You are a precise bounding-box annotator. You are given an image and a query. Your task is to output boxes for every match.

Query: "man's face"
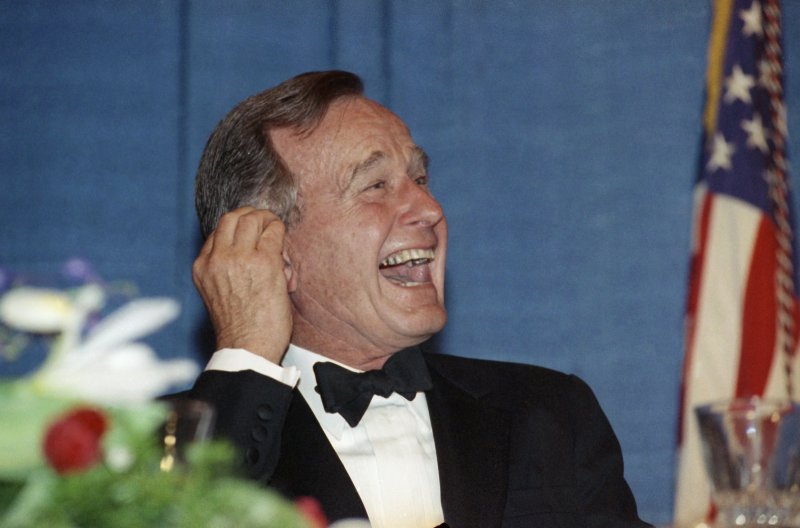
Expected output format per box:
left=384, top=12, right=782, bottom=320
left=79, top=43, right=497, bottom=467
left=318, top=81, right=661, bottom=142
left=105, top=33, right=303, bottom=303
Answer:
left=272, top=96, right=447, bottom=366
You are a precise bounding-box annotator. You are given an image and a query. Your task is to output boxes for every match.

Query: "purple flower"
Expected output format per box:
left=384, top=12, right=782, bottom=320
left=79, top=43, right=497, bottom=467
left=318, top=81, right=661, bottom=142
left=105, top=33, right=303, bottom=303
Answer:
left=62, top=258, right=100, bottom=284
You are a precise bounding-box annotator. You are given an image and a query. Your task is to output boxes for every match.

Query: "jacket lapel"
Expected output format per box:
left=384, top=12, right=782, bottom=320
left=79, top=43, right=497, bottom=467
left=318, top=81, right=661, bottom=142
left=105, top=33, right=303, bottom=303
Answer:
left=425, top=358, right=511, bottom=528
left=270, top=389, right=368, bottom=522
left=269, top=358, right=511, bottom=526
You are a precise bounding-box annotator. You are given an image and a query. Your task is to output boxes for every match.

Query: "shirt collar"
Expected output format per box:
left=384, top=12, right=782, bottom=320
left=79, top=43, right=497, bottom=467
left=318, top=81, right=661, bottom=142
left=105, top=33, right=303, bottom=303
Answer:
left=281, top=344, right=432, bottom=439
left=282, top=344, right=358, bottom=439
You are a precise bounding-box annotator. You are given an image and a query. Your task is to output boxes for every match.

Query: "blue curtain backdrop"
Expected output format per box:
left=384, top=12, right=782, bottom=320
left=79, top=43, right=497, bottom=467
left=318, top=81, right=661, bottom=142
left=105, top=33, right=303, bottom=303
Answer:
left=3, top=1, right=800, bottom=523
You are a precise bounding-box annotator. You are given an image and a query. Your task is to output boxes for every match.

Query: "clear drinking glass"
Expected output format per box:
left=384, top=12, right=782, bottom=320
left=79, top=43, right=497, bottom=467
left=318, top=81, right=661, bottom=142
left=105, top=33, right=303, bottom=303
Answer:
left=158, top=398, right=216, bottom=472
left=696, top=398, right=800, bottom=527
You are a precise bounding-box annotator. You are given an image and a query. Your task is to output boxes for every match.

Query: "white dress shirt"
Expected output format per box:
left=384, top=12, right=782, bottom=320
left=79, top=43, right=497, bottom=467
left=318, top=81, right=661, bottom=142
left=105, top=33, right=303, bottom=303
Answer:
left=206, top=345, right=445, bottom=528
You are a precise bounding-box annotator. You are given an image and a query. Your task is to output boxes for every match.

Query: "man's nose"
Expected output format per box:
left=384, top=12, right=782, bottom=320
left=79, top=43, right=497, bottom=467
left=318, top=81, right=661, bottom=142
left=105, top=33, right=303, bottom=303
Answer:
left=398, top=180, right=444, bottom=227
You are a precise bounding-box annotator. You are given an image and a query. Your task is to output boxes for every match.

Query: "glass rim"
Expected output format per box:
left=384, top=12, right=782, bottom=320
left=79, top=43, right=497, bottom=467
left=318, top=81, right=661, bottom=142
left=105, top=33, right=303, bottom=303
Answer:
left=695, top=396, right=797, bottom=417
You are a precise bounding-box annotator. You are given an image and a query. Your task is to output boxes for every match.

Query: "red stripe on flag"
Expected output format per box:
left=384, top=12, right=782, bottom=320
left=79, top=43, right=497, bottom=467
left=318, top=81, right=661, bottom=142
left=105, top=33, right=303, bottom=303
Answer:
left=736, top=216, right=778, bottom=397
left=677, top=190, right=714, bottom=446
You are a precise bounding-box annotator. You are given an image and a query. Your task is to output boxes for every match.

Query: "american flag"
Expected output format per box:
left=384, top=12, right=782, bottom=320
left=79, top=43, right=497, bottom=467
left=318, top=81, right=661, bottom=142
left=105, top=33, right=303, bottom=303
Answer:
left=674, top=0, right=798, bottom=525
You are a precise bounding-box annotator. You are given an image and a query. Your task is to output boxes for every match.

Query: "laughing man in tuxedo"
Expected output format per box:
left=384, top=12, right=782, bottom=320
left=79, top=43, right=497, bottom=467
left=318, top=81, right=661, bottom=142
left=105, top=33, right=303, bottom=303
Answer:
left=185, top=70, right=650, bottom=528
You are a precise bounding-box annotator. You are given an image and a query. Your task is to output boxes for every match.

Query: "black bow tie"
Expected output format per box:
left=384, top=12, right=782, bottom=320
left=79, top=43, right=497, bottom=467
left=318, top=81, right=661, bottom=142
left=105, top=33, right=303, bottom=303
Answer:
left=313, top=347, right=433, bottom=427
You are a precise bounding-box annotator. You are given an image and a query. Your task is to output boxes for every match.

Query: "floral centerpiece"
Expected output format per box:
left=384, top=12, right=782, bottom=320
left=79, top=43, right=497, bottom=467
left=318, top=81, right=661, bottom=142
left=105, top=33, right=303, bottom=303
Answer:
left=0, top=260, right=323, bottom=528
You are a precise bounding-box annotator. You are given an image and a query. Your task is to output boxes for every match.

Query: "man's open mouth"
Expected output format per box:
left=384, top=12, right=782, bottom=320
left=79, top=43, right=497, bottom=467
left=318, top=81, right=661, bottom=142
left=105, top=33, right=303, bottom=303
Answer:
left=378, top=248, right=435, bottom=286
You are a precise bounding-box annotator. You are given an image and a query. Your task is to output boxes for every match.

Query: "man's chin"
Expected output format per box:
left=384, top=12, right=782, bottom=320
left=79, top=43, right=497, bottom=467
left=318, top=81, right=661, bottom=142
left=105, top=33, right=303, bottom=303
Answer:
left=389, top=308, right=447, bottom=345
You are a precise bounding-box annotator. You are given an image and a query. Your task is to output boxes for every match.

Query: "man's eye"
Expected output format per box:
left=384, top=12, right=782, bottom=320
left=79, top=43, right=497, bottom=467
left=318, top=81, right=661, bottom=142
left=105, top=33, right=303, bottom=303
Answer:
left=414, top=175, right=429, bottom=186
left=364, top=181, right=385, bottom=191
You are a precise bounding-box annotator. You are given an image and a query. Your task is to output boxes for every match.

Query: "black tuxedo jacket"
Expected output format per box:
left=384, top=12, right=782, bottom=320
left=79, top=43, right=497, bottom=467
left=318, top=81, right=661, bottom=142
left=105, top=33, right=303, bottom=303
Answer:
left=184, top=352, right=650, bottom=527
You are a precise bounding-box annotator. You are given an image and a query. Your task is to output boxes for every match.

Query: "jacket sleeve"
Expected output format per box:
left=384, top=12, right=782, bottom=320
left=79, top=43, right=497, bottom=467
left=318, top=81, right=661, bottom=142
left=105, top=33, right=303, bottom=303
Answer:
left=566, top=375, right=652, bottom=528
left=184, top=369, right=295, bottom=483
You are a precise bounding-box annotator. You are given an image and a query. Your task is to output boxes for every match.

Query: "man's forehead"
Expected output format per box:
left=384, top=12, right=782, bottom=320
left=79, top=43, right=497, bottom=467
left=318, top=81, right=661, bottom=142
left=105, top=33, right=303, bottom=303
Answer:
left=270, top=97, right=413, bottom=174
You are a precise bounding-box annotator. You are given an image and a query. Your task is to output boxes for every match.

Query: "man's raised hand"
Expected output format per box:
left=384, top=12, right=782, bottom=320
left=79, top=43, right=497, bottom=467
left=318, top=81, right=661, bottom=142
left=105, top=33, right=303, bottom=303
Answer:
left=192, top=207, right=293, bottom=364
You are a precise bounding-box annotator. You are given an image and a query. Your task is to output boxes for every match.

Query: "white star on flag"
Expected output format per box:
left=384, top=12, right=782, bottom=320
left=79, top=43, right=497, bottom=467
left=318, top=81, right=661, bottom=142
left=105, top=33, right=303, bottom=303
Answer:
left=740, top=0, right=762, bottom=37
left=724, top=64, right=755, bottom=104
left=741, top=113, right=769, bottom=154
left=758, top=58, right=773, bottom=88
left=707, top=132, right=736, bottom=172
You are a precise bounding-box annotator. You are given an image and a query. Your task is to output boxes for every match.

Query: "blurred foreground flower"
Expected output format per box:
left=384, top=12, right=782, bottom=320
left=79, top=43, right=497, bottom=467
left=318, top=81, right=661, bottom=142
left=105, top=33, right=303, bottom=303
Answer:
left=42, top=407, right=108, bottom=475
left=0, top=262, right=314, bottom=527
left=0, top=278, right=197, bottom=403
left=0, top=263, right=199, bottom=477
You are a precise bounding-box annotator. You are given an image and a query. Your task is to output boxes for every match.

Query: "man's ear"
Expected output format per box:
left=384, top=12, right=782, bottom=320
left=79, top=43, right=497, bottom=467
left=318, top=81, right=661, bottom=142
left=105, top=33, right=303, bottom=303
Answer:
left=283, top=248, right=297, bottom=293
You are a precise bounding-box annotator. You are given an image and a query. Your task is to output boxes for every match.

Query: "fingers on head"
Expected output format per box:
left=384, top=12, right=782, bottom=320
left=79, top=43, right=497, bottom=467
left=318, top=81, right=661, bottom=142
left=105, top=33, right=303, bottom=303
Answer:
left=212, top=207, right=280, bottom=248
left=256, top=217, right=286, bottom=250
left=214, top=207, right=251, bottom=246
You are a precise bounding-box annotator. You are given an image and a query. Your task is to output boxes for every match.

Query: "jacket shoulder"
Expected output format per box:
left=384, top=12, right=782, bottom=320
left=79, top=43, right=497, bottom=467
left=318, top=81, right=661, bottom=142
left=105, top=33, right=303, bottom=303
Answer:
left=423, top=352, right=590, bottom=410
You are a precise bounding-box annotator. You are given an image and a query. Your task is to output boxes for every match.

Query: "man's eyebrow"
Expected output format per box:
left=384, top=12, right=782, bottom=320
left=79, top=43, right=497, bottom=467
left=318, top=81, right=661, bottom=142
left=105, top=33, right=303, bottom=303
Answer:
left=408, top=146, right=429, bottom=174
left=345, top=151, right=388, bottom=191
left=351, top=151, right=387, bottom=179
left=344, top=147, right=428, bottom=192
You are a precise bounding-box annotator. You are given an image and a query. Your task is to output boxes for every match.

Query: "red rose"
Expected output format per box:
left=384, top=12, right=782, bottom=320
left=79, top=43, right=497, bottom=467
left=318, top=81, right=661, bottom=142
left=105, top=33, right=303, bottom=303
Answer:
left=294, top=496, right=328, bottom=528
left=43, top=407, right=109, bottom=474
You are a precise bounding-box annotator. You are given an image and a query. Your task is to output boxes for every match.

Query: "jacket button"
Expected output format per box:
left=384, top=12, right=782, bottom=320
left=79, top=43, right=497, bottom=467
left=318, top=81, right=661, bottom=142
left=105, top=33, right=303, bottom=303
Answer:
left=251, top=425, right=268, bottom=442
left=257, top=404, right=273, bottom=421
left=245, top=447, right=260, bottom=465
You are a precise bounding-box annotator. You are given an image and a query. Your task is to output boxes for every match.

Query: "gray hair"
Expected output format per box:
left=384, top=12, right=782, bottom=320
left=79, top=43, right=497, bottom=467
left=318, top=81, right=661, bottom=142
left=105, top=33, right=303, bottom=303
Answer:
left=195, top=70, right=364, bottom=237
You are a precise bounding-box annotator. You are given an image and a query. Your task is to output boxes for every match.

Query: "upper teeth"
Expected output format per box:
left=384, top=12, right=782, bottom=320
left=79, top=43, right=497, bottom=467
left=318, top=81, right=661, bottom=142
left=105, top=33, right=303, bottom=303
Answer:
left=380, top=248, right=435, bottom=268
